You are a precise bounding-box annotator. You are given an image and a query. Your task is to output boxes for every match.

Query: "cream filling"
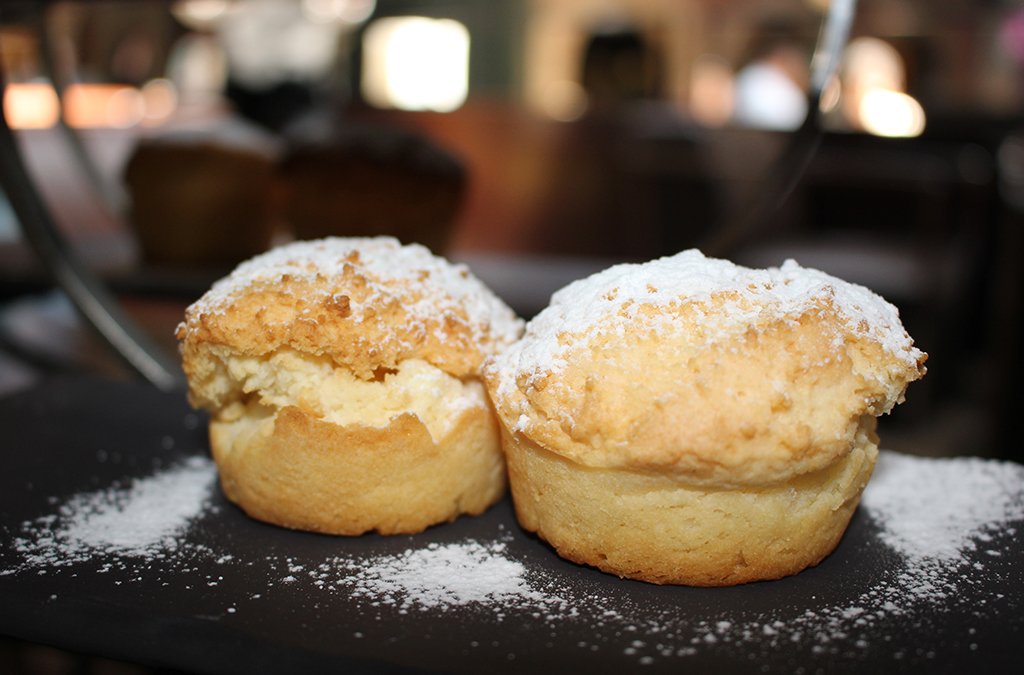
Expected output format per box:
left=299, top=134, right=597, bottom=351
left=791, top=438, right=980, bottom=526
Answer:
left=218, top=350, right=487, bottom=442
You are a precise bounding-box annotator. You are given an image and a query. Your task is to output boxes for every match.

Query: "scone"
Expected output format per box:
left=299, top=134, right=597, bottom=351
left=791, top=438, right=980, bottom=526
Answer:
left=276, top=126, right=466, bottom=254
left=485, top=250, right=926, bottom=586
left=124, top=122, right=279, bottom=267
left=177, top=237, right=523, bottom=535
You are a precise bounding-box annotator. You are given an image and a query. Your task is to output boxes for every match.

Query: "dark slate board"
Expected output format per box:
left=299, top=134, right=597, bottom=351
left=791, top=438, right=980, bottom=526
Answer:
left=0, top=377, right=1020, bottom=674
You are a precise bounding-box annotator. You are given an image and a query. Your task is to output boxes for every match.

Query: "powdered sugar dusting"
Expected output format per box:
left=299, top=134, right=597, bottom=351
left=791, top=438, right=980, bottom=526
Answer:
left=3, top=451, right=1021, bottom=668
left=181, top=236, right=522, bottom=348
left=347, top=540, right=538, bottom=609
left=9, top=456, right=216, bottom=569
left=491, top=250, right=922, bottom=399
left=312, top=539, right=572, bottom=619
left=862, top=453, right=1024, bottom=563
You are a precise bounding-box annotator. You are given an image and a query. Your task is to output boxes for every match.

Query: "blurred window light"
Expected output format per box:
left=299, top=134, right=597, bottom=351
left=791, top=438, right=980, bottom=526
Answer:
left=63, top=84, right=145, bottom=129
left=3, top=82, right=172, bottom=130
left=221, top=0, right=344, bottom=87
left=361, top=17, right=470, bottom=112
left=3, top=83, right=60, bottom=129
left=302, top=0, right=376, bottom=25
left=844, top=37, right=904, bottom=93
left=171, top=0, right=232, bottom=32
left=839, top=36, right=923, bottom=136
left=858, top=89, right=926, bottom=138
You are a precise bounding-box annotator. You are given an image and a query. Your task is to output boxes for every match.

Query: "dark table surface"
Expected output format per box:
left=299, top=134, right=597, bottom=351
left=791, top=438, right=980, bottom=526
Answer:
left=0, top=377, right=1021, bottom=674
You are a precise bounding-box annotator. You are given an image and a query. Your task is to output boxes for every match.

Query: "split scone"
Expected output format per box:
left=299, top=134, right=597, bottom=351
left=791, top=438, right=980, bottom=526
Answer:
left=485, top=250, right=926, bottom=586
left=177, top=237, right=523, bottom=535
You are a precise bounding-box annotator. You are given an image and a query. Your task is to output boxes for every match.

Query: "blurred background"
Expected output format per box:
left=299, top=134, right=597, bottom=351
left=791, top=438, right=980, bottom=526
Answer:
left=0, top=0, right=1021, bottom=466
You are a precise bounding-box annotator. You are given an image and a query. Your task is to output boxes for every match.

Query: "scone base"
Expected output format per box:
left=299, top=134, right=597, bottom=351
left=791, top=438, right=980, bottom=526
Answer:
left=209, top=403, right=505, bottom=535
left=502, top=428, right=877, bottom=586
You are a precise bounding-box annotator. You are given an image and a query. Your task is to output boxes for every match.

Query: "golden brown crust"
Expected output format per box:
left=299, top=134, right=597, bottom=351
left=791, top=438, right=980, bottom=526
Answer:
left=177, top=238, right=522, bottom=387
left=180, top=270, right=476, bottom=382
left=210, top=402, right=506, bottom=535
left=501, top=417, right=878, bottom=586
left=488, top=295, right=923, bottom=487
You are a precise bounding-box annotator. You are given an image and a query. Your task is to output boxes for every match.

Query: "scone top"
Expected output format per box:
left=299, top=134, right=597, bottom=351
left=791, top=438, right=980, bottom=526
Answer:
left=178, top=237, right=523, bottom=404
left=485, top=250, right=927, bottom=487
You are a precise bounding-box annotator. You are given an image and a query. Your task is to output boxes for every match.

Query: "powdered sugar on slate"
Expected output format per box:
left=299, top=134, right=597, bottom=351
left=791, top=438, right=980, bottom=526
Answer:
left=3, top=451, right=1021, bottom=667
left=861, top=452, right=1024, bottom=563
left=7, top=456, right=217, bottom=570
left=347, top=540, right=539, bottom=609
left=323, top=539, right=573, bottom=618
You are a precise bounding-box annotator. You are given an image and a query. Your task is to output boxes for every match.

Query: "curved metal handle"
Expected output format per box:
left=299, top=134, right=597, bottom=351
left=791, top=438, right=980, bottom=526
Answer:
left=0, top=63, right=184, bottom=391
left=700, top=0, right=858, bottom=257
